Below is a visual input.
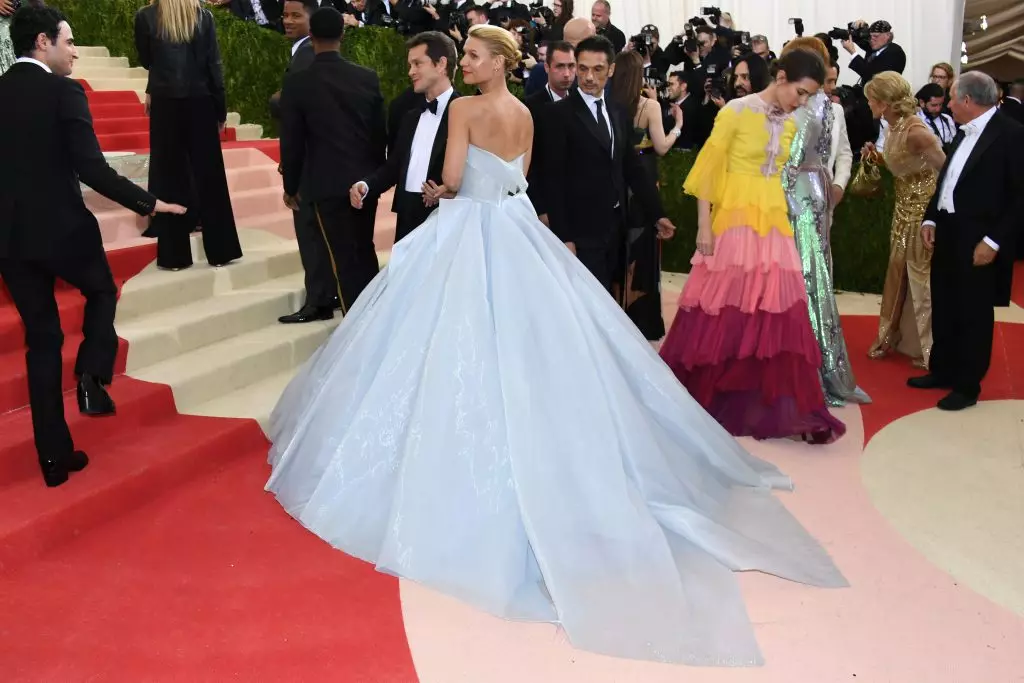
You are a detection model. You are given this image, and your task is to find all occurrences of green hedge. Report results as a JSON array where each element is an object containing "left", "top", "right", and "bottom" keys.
[{"left": 55, "top": 0, "right": 891, "bottom": 293}]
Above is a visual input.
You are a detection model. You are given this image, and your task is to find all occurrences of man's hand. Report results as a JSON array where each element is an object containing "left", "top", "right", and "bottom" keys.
[
  {"left": 830, "top": 184, "right": 845, "bottom": 206},
  {"left": 842, "top": 38, "right": 856, "bottom": 55},
  {"left": 283, "top": 192, "right": 301, "bottom": 211},
  {"left": 422, "top": 180, "right": 453, "bottom": 204},
  {"left": 153, "top": 200, "right": 187, "bottom": 215},
  {"left": 564, "top": 241, "right": 577, "bottom": 255},
  {"left": 145, "top": 94, "right": 152, "bottom": 116},
  {"left": 656, "top": 217, "right": 676, "bottom": 240},
  {"left": 537, "top": 213, "right": 550, "bottom": 228},
  {"left": 921, "top": 224, "right": 935, "bottom": 250},
  {"left": 973, "top": 240, "right": 997, "bottom": 266},
  {"left": 350, "top": 182, "right": 368, "bottom": 209},
  {"left": 0, "top": 0, "right": 17, "bottom": 16}
]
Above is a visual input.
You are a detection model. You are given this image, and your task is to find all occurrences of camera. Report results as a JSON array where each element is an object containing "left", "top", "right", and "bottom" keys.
[
  {"left": 671, "top": 22, "right": 699, "bottom": 54},
  {"left": 788, "top": 17, "right": 804, "bottom": 37},
  {"left": 700, "top": 6, "right": 722, "bottom": 23},
  {"left": 629, "top": 24, "right": 657, "bottom": 58},
  {"left": 529, "top": 0, "right": 554, "bottom": 25},
  {"left": 732, "top": 30, "right": 752, "bottom": 55},
  {"left": 828, "top": 22, "right": 870, "bottom": 43},
  {"left": 643, "top": 64, "right": 665, "bottom": 93},
  {"left": 706, "top": 63, "right": 726, "bottom": 101}
]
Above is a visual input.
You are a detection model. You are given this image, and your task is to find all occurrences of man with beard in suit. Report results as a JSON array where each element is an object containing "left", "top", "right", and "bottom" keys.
[
  {"left": 524, "top": 39, "right": 574, "bottom": 222},
  {"left": 350, "top": 32, "right": 459, "bottom": 245},
  {"left": 542, "top": 35, "right": 675, "bottom": 292},
  {"left": 911, "top": 71, "right": 1024, "bottom": 410},
  {"left": 1, "top": 6, "right": 186, "bottom": 486},
  {"left": 271, "top": 0, "right": 341, "bottom": 323},
  {"left": 280, "top": 7, "right": 386, "bottom": 315}
]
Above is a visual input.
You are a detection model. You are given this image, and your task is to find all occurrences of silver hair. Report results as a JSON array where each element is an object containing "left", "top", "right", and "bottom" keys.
[{"left": 953, "top": 71, "right": 999, "bottom": 107}]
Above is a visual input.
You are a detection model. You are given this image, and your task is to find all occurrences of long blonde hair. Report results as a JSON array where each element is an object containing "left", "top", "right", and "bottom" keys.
[
  {"left": 865, "top": 71, "right": 918, "bottom": 118},
  {"left": 154, "top": 0, "right": 201, "bottom": 44}
]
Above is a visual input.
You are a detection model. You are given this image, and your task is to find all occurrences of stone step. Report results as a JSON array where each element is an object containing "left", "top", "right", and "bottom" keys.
[
  {"left": 74, "top": 66, "right": 149, "bottom": 81},
  {"left": 191, "top": 368, "right": 298, "bottom": 434},
  {"left": 76, "top": 55, "right": 130, "bottom": 69},
  {"left": 234, "top": 123, "right": 264, "bottom": 141},
  {"left": 77, "top": 46, "right": 111, "bottom": 58},
  {"left": 129, "top": 315, "right": 337, "bottom": 412}
]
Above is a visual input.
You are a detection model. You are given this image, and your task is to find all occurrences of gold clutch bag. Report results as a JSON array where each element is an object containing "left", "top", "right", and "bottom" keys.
[{"left": 849, "top": 157, "right": 882, "bottom": 197}]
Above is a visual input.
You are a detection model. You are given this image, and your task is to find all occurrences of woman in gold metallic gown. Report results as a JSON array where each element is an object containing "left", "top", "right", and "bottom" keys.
[{"left": 862, "top": 72, "right": 946, "bottom": 369}]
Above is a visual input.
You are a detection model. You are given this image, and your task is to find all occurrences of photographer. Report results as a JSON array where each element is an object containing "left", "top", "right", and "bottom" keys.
[
  {"left": 488, "top": 0, "right": 530, "bottom": 26},
  {"left": 841, "top": 19, "right": 905, "bottom": 83},
  {"left": 590, "top": 0, "right": 624, "bottom": 53},
  {"left": 627, "top": 24, "right": 671, "bottom": 81},
  {"left": 915, "top": 82, "right": 956, "bottom": 152},
  {"left": 662, "top": 70, "right": 701, "bottom": 149},
  {"left": 507, "top": 18, "right": 539, "bottom": 85},
  {"left": 535, "top": 0, "right": 572, "bottom": 42}
]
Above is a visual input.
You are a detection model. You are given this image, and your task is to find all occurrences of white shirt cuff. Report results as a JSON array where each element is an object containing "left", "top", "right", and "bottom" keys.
[
  {"left": 922, "top": 220, "right": 936, "bottom": 229},
  {"left": 355, "top": 181, "right": 369, "bottom": 198},
  {"left": 983, "top": 237, "right": 1000, "bottom": 251}
]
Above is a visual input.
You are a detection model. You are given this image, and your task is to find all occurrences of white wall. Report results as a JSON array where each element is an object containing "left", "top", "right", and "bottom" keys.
[{"left": 568, "top": 0, "right": 963, "bottom": 91}]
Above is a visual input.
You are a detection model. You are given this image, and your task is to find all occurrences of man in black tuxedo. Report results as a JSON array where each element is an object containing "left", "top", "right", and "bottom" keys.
[
  {"left": 350, "top": 32, "right": 459, "bottom": 245},
  {"left": 524, "top": 40, "right": 574, "bottom": 220},
  {"left": 589, "top": 1, "right": 625, "bottom": 54},
  {"left": 271, "top": 0, "right": 340, "bottom": 324},
  {"left": 1001, "top": 79, "right": 1024, "bottom": 126},
  {"left": 911, "top": 72, "right": 1024, "bottom": 411},
  {"left": 280, "top": 7, "right": 386, "bottom": 315},
  {"left": 0, "top": 7, "right": 185, "bottom": 487},
  {"left": 542, "top": 35, "right": 675, "bottom": 291}
]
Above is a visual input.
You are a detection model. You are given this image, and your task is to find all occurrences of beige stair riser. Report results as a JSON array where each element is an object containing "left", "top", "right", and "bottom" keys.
[
  {"left": 74, "top": 67, "right": 148, "bottom": 80},
  {"left": 117, "top": 249, "right": 303, "bottom": 321},
  {"left": 231, "top": 188, "right": 286, "bottom": 221},
  {"left": 75, "top": 56, "right": 130, "bottom": 69},
  {"left": 122, "top": 290, "right": 305, "bottom": 372},
  {"left": 143, "top": 326, "right": 333, "bottom": 410},
  {"left": 76, "top": 46, "right": 111, "bottom": 58}
]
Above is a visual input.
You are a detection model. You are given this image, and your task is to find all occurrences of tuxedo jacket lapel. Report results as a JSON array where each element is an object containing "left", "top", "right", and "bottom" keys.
[
  {"left": 571, "top": 89, "right": 611, "bottom": 154},
  {"left": 959, "top": 114, "right": 1003, "bottom": 182},
  {"left": 427, "top": 91, "right": 460, "bottom": 176}
]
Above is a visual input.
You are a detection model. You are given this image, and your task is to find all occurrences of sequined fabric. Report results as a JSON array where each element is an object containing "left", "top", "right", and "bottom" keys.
[
  {"left": 869, "top": 116, "right": 937, "bottom": 367},
  {"left": 783, "top": 93, "right": 870, "bottom": 406},
  {"left": 0, "top": 16, "right": 15, "bottom": 77}
]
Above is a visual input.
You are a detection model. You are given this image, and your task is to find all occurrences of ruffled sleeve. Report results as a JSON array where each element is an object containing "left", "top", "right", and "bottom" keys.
[{"left": 682, "top": 103, "right": 738, "bottom": 203}]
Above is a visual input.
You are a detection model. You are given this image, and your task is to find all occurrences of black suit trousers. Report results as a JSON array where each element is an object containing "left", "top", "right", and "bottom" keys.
[
  {"left": 292, "top": 181, "right": 335, "bottom": 308},
  {"left": 147, "top": 96, "right": 242, "bottom": 269},
  {"left": 394, "top": 190, "right": 434, "bottom": 244},
  {"left": 0, "top": 243, "right": 118, "bottom": 459},
  {"left": 929, "top": 211, "right": 997, "bottom": 398},
  {"left": 311, "top": 197, "right": 380, "bottom": 314},
  {"left": 574, "top": 210, "right": 625, "bottom": 293}
]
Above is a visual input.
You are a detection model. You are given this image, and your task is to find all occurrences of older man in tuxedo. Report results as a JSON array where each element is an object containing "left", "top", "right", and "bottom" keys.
[
  {"left": 911, "top": 72, "right": 1024, "bottom": 410},
  {"left": 0, "top": 6, "right": 185, "bottom": 486},
  {"left": 350, "top": 31, "right": 459, "bottom": 245}
]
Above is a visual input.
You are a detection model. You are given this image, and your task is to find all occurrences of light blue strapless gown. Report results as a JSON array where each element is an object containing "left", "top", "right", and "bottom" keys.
[{"left": 265, "top": 145, "right": 846, "bottom": 667}]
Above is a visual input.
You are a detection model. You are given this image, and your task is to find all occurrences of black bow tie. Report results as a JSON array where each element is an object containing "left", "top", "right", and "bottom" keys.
[{"left": 422, "top": 99, "right": 439, "bottom": 114}]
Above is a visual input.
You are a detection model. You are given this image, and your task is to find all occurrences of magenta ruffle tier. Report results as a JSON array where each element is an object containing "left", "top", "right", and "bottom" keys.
[{"left": 661, "top": 227, "right": 846, "bottom": 442}]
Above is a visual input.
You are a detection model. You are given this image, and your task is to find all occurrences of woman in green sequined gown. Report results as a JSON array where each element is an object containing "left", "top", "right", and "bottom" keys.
[
  {"left": 0, "top": 2, "right": 17, "bottom": 76},
  {"left": 784, "top": 88, "right": 870, "bottom": 407}
]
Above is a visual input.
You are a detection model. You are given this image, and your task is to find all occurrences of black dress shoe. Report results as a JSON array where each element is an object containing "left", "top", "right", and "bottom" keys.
[
  {"left": 907, "top": 374, "right": 951, "bottom": 390},
  {"left": 937, "top": 392, "right": 978, "bottom": 411},
  {"left": 39, "top": 451, "right": 89, "bottom": 488},
  {"left": 278, "top": 305, "right": 334, "bottom": 324},
  {"left": 332, "top": 296, "right": 342, "bottom": 310},
  {"left": 78, "top": 375, "right": 116, "bottom": 416}
]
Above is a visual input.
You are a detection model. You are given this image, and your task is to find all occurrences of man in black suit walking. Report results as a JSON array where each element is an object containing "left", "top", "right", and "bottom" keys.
[
  {"left": 270, "top": 0, "right": 339, "bottom": 324},
  {"left": 524, "top": 40, "right": 574, "bottom": 220},
  {"left": 1001, "top": 79, "right": 1024, "bottom": 126},
  {"left": 542, "top": 35, "right": 674, "bottom": 292},
  {"left": 280, "top": 7, "right": 386, "bottom": 315},
  {"left": 0, "top": 6, "right": 185, "bottom": 487},
  {"left": 911, "top": 71, "right": 1024, "bottom": 411},
  {"left": 349, "top": 31, "right": 459, "bottom": 245}
]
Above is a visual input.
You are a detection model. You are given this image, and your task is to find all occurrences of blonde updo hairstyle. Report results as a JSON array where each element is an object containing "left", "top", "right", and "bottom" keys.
[
  {"left": 864, "top": 71, "right": 918, "bottom": 118},
  {"left": 780, "top": 36, "right": 830, "bottom": 66},
  {"left": 467, "top": 24, "right": 522, "bottom": 74}
]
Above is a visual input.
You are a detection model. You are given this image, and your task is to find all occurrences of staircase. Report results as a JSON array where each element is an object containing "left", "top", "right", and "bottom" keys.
[{"left": 74, "top": 46, "right": 265, "bottom": 151}]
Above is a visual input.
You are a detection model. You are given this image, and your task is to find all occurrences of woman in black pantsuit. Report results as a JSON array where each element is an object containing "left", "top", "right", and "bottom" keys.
[{"left": 135, "top": 0, "right": 242, "bottom": 270}]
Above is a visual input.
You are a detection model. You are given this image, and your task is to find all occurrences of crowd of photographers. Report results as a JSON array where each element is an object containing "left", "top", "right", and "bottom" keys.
[{"left": 223, "top": 0, "right": 1023, "bottom": 159}]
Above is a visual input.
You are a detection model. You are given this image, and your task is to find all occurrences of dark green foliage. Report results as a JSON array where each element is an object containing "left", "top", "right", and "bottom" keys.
[
  {"left": 53, "top": 1, "right": 892, "bottom": 292},
  {"left": 658, "top": 153, "right": 893, "bottom": 293}
]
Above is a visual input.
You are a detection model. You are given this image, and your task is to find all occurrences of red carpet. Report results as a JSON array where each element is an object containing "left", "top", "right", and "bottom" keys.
[
  {"left": 1012, "top": 261, "right": 1024, "bottom": 308},
  {"left": 842, "top": 314, "right": 1024, "bottom": 443},
  {"left": 0, "top": 247, "right": 416, "bottom": 680},
  {"left": 82, "top": 86, "right": 240, "bottom": 151}
]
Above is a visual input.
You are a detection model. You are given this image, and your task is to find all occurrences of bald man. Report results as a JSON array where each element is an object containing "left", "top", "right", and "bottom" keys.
[{"left": 563, "top": 16, "right": 596, "bottom": 47}]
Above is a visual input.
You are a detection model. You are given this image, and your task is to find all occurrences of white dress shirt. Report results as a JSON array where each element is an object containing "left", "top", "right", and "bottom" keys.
[
  {"left": 578, "top": 90, "right": 614, "bottom": 152},
  {"left": 828, "top": 101, "right": 853, "bottom": 190},
  {"left": 14, "top": 57, "right": 52, "bottom": 74},
  {"left": 291, "top": 35, "right": 310, "bottom": 57},
  {"left": 404, "top": 86, "right": 456, "bottom": 192},
  {"left": 923, "top": 105, "right": 1000, "bottom": 250},
  {"left": 545, "top": 84, "right": 564, "bottom": 102},
  {"left": 917, "top": 110, "right": 956, "bottom": 146}
]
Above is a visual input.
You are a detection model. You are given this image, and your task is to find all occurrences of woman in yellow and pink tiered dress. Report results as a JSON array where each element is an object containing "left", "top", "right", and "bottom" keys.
[{"left": 660, "top": 49, "right": 845, "bottom": 443}]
